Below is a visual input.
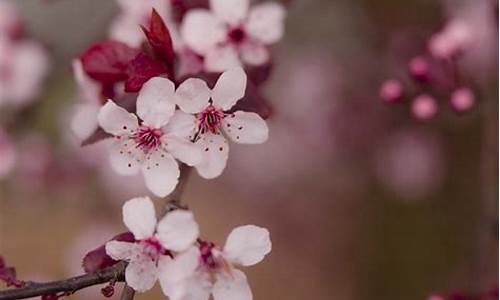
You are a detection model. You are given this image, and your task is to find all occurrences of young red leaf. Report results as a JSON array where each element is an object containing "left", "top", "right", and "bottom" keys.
[
  {"left": 142, "top": 9, "right": 175, "bottom": 75},
  {"left": 80, "top": 40, "right": 139, "bottom": 85},
  {"left": 82, "top": 232, "right": 135, "bottom": 273},
  {"left": 125, "top": 52, "right": 169, "bottom": 92}
]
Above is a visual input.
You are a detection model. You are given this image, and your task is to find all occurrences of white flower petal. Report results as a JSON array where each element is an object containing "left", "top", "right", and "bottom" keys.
[
  {"left": 210, "top": 0, "right": 249, "bottom": 25},
  {"left": 156, "top": 210, "right": 199, "bottom": 252},
  {"left": 162, "top": 110, "right": 197, "bottom": 141},
  {"left": 141, "top": 150, "right": 180, "bottom": 197},
  {"left": 71, "top": 102, "right": 100, "bottom": 141},
  {"left": 98, "top": 100, "right": 139, "bottom": 136},
  {"left": 204, "top": 46, "right": 241, "bottom": 73},
  {"left": 109, "top": 139, "right": 144, "bottom": 175},
  {"left": 240, "top": 42, "right": 269, "bottom": 66},
  {"left": 246, "top": 3, "right": 285, "bottom": 44},
  {"left": 165, "top": 136, "right": 202, "bottom": 166},
  {"left": 223, "top": 225, "right": 271, "bottom": 266},
  {"left": 222, "top": 111, "right": 268, "bottom": 144},
  {"left": 158, "top": 247, "right": 203, "bottom": 300},
  {"left": 175, "top": 78, "right": 211, "bottom": 114},
  {"left": 125, "top": 257, "right": 158, "bottom": 292},
  {"left": 194, "top": 133, "right": 229, "bottom": 179},
  {"left": 123, "top": 197, "right": 157, "bottom": 240},
  {"left": 137, "top": 77, "right": 176, "bottom": 128},
  {"left": 211, "top": 68, "right": 247, "bottom": 110},
  {"left": 181, "top": 10, "right": 226, "bottom": 55},
  {"left": 213, "top": 269, "right": 252, "bottom": 300},
  {"left": 105, "top": 241, "right": 138, "bottom": 261}
]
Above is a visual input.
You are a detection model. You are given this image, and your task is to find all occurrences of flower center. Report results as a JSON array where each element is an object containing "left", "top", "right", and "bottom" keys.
[
  {"left": 141, "top": 238, "right": 166, "bottom": 261},
  {"left": 198, "top": 240, "right": 221, "bottom": 271},
  {"left": 196, "top": 105, "right": 225, "bottom": 137},
  {"left": 131, "top": 126, "right": 163, "bottom": 153},
  {"left": 227, "top": 27, "right": 247, "bottom": 45}
]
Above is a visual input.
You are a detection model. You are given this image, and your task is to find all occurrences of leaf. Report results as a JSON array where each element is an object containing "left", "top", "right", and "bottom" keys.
[
  {"left": 125, "top": 52, "right": 169, "bottom": 92},
  {"left": 141, "top": 9, "right": 175, "bottom": 76},
  {"left": 80, "top": 40, "right": 139, "bottom": 85},
  {"left": 82, "top": 232, "right": 135, "bottom": 273}
]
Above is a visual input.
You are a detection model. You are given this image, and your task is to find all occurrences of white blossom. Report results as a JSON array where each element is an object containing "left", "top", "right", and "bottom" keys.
[{"left": 174, "top": 67, "right": 269, "bottom": 179}]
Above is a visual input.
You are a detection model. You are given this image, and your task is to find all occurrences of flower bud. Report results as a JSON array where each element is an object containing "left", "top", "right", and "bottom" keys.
[
  {"left": 379, "top": 79, "right": 404, "bottom": 103},
  {"left": 411, "top": 94, "right": 438, "bottom": 120},
  {"left": 408, "top": 56, "right": 430, "bottom": 82},
  {"left": 450, "top": 87, "right": 475, "bottom": 113}
]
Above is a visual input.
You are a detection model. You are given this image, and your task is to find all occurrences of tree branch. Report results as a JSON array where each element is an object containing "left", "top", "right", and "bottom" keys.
[
  {"left": 0, "top": 262, "right": 126, "bottom": 300},
  {"left": 0, "top": 166, "right": 193, "bottom": 300}
]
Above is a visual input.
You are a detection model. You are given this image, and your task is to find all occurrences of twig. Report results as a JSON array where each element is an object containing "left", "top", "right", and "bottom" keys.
[
  {"left": 0, "top": 166, "right": 193, "bottom": 300},
  {"left": 0, "top": 262, "right": 126, "bottom": 300}
]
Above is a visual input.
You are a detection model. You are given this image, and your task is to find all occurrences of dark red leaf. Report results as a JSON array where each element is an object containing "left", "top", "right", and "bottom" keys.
[
  {"left": 80, "top": 40, "right": 139, "bottom": 85},
  {"left": 142, "top": 9, "right": 175, "bottom": 75},
  {"left": 125, "top": 52, "right": 169, "bottom": 92},
  {"left": 82, "top": 232, "right": 135, "bottom": 273}
]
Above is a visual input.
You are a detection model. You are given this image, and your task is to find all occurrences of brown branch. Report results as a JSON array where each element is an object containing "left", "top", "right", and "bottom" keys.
[
  {"left": 0, "top": 166, "right": 193, "bottom": 300},
  {"left": 0, "top": 262, "right": 126, "bottom": 300}
]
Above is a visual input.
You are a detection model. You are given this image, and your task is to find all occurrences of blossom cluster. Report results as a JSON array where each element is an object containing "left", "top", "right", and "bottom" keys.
[
  {"left": 71, "top": 1, "right": 285, "bottom": 298},
  {"left": 379, "top": 13, "right": 479, "bottom": 121}
]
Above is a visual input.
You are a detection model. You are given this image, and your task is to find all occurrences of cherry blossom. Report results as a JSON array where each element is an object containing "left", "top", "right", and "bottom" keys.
[
  {"left": 105, "top": 197, "right": 199, "bottom": 292},
  {"left": 98, "top": 77, "right": 202, "bottom": 197},
  {"left": 181, "top": 0, "right": 286, "bottom": 72},
  {"left": 70, "top": 59, "right": 102, "bottom": 141},
  {"left": 159, "top": 225, "right": 271, "bottom": 300},
  {"left": 0, "top": 37, "right": 49, "bottom": 108},
  {"left": 174, "top": 67, "right": 269, "bottom": 178}
]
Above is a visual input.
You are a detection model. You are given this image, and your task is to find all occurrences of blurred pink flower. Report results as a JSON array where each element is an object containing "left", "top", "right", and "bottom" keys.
[
  {"left": 0, "top": 128, "right": 16, "bottom": 179},
  {"left": 375, "top": 129, "right": 446, "bottom": 201},
  {"left": 0, "top": 38, "right": 49, "bottom": 108},
  {"left": 450, "top": 87, "right": 475, "bottom": 113},
  {"left": 379, "top": 79, "right": 404, "bottom": 103},
  {"left": 411, "top": 94, "right": 438, "bottom": 121},
  {"left": 408, "top": 56, "right": 430, "bottom": 82},
  {"left": 428, "top": 19, "right": 472, "bottom": 59}
]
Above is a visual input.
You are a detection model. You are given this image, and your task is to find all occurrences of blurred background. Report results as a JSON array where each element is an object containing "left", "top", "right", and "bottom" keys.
[{"left": 0, "top": 0, "right": 498, "bottom": 299}]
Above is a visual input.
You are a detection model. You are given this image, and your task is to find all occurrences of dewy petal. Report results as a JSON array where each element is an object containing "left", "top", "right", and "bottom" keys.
[
  {"left": 105, "top": 240, "right": 138, "bottom": 261},
  {"left": 211, "top": 67, "right": 247, "bottom": 110},
  {"left": 141, "top": 150, "right": 180, "bottom": 197},
  {"left": 109, "top": 139, "right": 144, "bottom": 175},
  {"left": 122, "top": 196, "right": 157, "bottom": 240},
  {"left": 136, "top": 77, "right": 176, "bottom": 128},
  {"left": 156, "top": 210, "right": 199, "bottom": 252},
  {"left": 126, "top": 257, "right": 158, "bottom": 292},
  {"left": 245, "top": 3, "right": 285, "bottom": 45},
  {"left": 210, "top": 0, "right": 249, "bottom": 26},
  {"left": 204, "top": 45, "right": 241, "bottom": 73},
  {"left": 181, "top": 10, "right": 226, "bottom": 55},
  {"left": 223, "top": 225, "right": 272, "bottom": 267},
  {"left": 194, "top": 133, "right": 229, "bottom": 179},
  {"left": 175, "top": 78, "right": 211, "bottom": 114},
  {"left": 165, "top": 136, "right": 202, "bottom": 166},
  {"left": 162, "top": 110, "right": 197, "bottom": 141},
  {"left": 98, "top": 100, "right": 139, "bottom": 136},
  {"left": 240, "top": 42, "right": 269, "bottom": 66},
  {"left": 222, "top": 111, "right": 268, "bottom": 144},
  {"left": 213, "top": 269, "right": 252, "bottom": 300}
]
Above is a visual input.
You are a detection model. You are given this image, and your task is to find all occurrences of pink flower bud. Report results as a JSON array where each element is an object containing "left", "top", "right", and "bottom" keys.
[
  {"left": 411, "top": 94, "right": 438, "bottom": 120},
  {"left": 427, "top": 295, "right": 445, "bottom": 300},
  {"left": 408, "top": 56, "right": 430, "bottom": 82},
  {"left": 379, "top": 79, "right": 404, "bottom": 103},
  {"left": 450, "top": 87, "right": 475, "bottom": 112}
]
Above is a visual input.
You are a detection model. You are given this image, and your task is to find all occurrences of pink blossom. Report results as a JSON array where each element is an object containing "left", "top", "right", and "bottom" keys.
[
  {"left": 98, "top": 77, "right": 202, "bottom": 197},
  {"left": 181, "top": 0, "right": 286, "bottom": 72},
  {"left": 428, "top": 20, "right": 472, "bottom": 59},
  {"left": 105, "top": 197, "right": 199, "bottom": 292},
  {"left": 159, "top": 225, "right": 271, "bottom": 300},
  {"left": 379, "top": 79, "right": 404, "bottom": 103},
  {"left": 174, "top": 67, "right": 269, "bottom": 178},
  {"left": 408, "top": 56, "right": 430, "bottom": 82}
]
